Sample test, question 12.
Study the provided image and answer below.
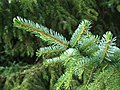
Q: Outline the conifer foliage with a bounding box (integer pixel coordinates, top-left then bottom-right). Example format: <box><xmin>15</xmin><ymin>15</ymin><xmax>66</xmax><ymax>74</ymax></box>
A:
<box><xmin>13</xmin><ymin>17</ymin><xmax>120</xmax><ymax>90</ymax></box>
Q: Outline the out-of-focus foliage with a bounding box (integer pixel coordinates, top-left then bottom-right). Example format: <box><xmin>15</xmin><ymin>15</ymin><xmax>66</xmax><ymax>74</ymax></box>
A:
<box><xmin>0</xmin><ymin>60</ymin><xmax>120</xmax><ymax>90</ymax></box>
<box><xmin>0</xmin><ymin>63</ymin><xmax>64</xmax><ymax>90</ymax></box>
<box><xmin>107</xmin><ymin>0</ymin><xmax>120</xmax><ymax>12</ymax></box>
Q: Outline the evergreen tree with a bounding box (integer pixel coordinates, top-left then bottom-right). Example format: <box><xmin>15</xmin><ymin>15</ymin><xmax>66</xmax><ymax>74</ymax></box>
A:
<box><xmin>0</xmin><ymin>0</ymin><xmax>120</xmax><ymax>90</ymax></box>
<box><xmin>10</xmin><ymin>17</ymin><xmax>120</xmax><ymax>90</ymax></box>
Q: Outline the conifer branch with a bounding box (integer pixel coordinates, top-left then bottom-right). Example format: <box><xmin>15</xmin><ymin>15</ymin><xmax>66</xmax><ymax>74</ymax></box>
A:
<box><xmin>36</xmin><ymin>45</ymin><xmax>66</xmax><ymax>57</ymax></box>
<box><xmin>78</xmin><ymin>35</ymin><xmax>99</xmax><ymax>55</ymax></box>
<box><xmin>98</xmin><ymin>32</ymin><xmax>117</xmax><ymax>62</ymax></box>
<box><xmin>70</xmin><ymin>20</ymin><xmax>91</xmax><ymax>47</ymax></box>
<box><xmin>12</xmin><ymin>16</ymin><xmax>120</xmax><ymax>90</ymax></box>
<box><xmin>13</xmin><ymin>17</ymin><xmax>68</xmax><ymax>47</ymax></box>
<box><xmin>102</xmin><ymin>40</ymin><xmax>110</xmax><ymax>60</ymax></box>
<box><xmin>44</xmin><ymin>48</ymin><xmax>80</xmax><ymax>64</ymax></box>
